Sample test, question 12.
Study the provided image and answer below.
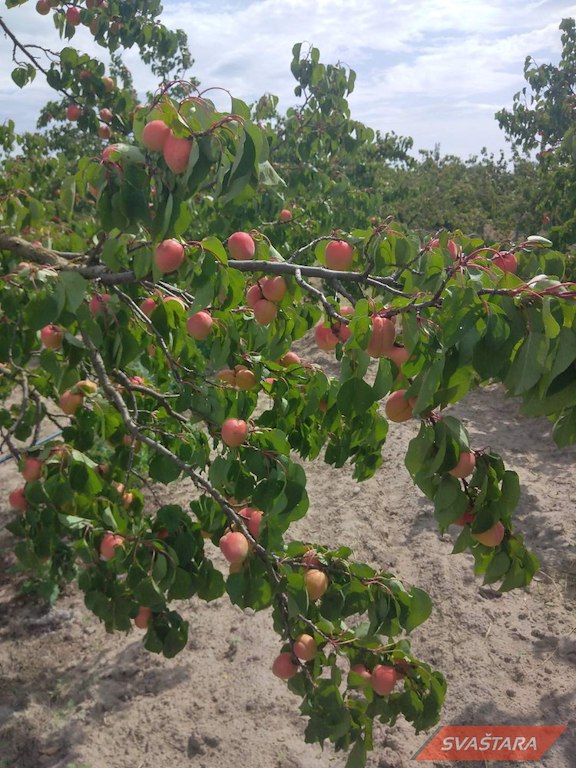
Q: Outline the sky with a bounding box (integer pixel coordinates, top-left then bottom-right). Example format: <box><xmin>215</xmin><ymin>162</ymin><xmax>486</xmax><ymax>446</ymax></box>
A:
<box><xmin>0</xmin><ymin>0</ymin><xmax>574</xmax><ymax>159</ymax></box>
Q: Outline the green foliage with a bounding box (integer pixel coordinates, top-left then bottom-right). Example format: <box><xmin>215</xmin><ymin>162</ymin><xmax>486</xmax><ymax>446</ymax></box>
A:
<box><xmin>496</xmin><ymin>18</ymin><xmax>576</xmax><ymax>250</ymax></box>
<box><xmin>1</xmin><ymin>5</ymin><xmax>576</xmax><ymax>766</ymax></box>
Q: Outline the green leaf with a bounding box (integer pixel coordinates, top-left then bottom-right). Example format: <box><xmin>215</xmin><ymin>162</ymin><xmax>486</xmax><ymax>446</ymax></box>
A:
<box><xmin>552</xmin><ymin>409</ymin><xmax>576</xmax><ymax>447</ymax></box>
<box><xmin>133</xmin><ymin>577</ymin><xmax>164</xmax><ymax>608</ymax></box>
<box><xmin>452</xmin><ymin>526</ymin><xmax>473</xmax><ymax>554</ymax></box>
<box><xmin>173</xmin><ymin>200</ymin><xmax>193</xmax><ymax>237</ymax></box>
<box><xmin>439</xmin><ymin>416</ymin><xmax>470</xmax><ymax>450</ymax></box>
<box><xmin>27</xmin><ymin>198</ymin><xmax>44</xmax><ymax>226</ymax></box>
<box><xmin>59</xmin><ymin>176</ymin><xmax>76</xmax><ymax>219</ymax></box>
<box><xmin>500</xmin><ymin>471</ymin><xmax>520</xmax><ymax>518</ymax></box>
<box><xmin>404</xmin><ymin>587</ymin><xmax>433</xmax><ymax>632</ymax></box>
<box><xmin>133</xmin><ymin>248</ymin><xmax>153</xmax><ymax>279</ymax></box>
<box><xmin>149</xmin><ymin>454</ymin><xmax>182</xmax><ymax>484</ymax></box>
<box><xmin>548</xmin><ymin>328</ymin><xmax>576</xmax><ymax>381</ymax></box>
<box><xmin>58</xmin><ymin>514</ymin><xmax>93</xmax><ymax>531</ymax></box>
<box><xmin>162</xmin><ymin>616</ymin><xmax>189</xmax><ymax>658</ymax></box>
<box><xmin>69</xmin><ymin>464</ymin><xmax>103</xmax><ymax>494</ymax></box>
<box><xmin>372</xmin><ymin>358</ymin><xmax>393</xmax><ymax>400</ymax></box>
<box><xmin>11</xmin><ymin>65</ymin><xmax>35</xmax><ymax>88</ymax></box>
<box><xmin>542</xmin><ymin>298</ymin><xmax>561</xmax><ymax>339</ymax></box>
<box><xmin>231</xmin><ymin>97</ymin><xmax>251</xmax><ymax>120</ymax></box>
<box><xmin>345</xmin><ymin>739</ymin><xmax>367</xmax><ymax>768</ymax></box>
<box><xmin>161</xmin><ymin>193</ymin><xmax>174</xmax><ymax>239</ymax></box>
<box><xmin>499</xmin><ymin>559</ymin><xmax>527</xmax><ymax>592</ymax></box>
<box><xmin>101</xmin><ymin>238</ymin><xmax>124</xmax><ymax>272</ymax></box>
<box><xmin>484</xmin><ymin>552</ymin><xmax>511</xmax><ymax>584</ymax></box>
<box><xmin>337</xmin><ymin>379</ymin><xmax>376</xmax><ymax>418</ymax></box>
<box><xmin>24</xmin><ymin>294</ymin><xmax>61</xmax><ymax>330</ymax></box>
<box><xmin>188</xmin><ymin>253</ymin><xmax>218</xmax><ymax>313</ymax></box>
<box><xmin>164</xmin><ymin>568</ymin><xmax>193</xmax><ymax>605</ymax></box>
<box><xmin>196</xmin><ymin>562</ymin><xmax>226</xmax><ymax>601</ymax></box>
<box><xmin>59</xmin><ymin>271</ymin><xmax>87</xmax><ymax>311</ymax></box>
<box><xmin>226</xmin><ymin>570</ymin><xmax>273</xmax><ymax>610</ymax></box>
<box><xmin>410</xmin><ymin>357</ymin><xmax>444</xmax><ymax>414</ymax></box>
<box><xmin>433</xmin><ymin>476</ymin><xmax>468</xmax><ymax>527</ymax></box>
<box><xmin>116</xmin><ymin>329</ymin><xmax>141</xmax><ymax>366</ymax></box>
<box><xmin>201</xmin><ymin>236</ymin><xmax>228</xmax><ymax>264</ymax></box>
<box><xmin>505</xmin><ymin>332</ymin><xmax>550</xmax><ymax>395</ymax></box>
<box><xmin>521</xmin><ymin>375</ymin><xmax>576</xmax><ymax>417</ymax></box>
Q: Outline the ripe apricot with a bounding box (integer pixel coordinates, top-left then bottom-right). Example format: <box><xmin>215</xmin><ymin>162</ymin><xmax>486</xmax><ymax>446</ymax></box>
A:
<box><xmin>99</xmin><ymin>532</ymin><xmax>124</xmax><ymax>561</ymax></box>
<box><xmin>142</xmin><ymin>120</ymin><xmax>171</xmax><ymax>152</ymax></box>
<box><xmin>186</xmin><ymin>311</ymin><xmax>213</xmax><ymax>340</ymax></box>
<box><xmin>314</xmin><ymin>323</ymin><xmax>339</xmax><ymax>351</ymax></box>
<box><xmin>253</xmin><ymin>299</ymin><xmax>277</xmax><ymax>325</ymax></box>
<box><xmin>154</xmin><ymin>239</ymin><xmax>185</xmax><ymax>273</ymax></box>
<box><xmin>219</xmin><ymin>531</ymin><xmax>250</xmax><ymax>564</ymax></box>
<box><xmin>279</xmin><ymin>351</ymin><xmax>301</xmax><ymax>367</ymax></box>
<box><xmin>21</xmin><ymin>457</ymin><xmax>43</xmax><ymax>482</ymax></box>
<box><xmin>272</xmin><ymin>652</ymin><xmax>298</xmax><ymax>680</ymax></box>
<box><xmin>239</xmin><ymin>507</ymin><xmax>263</xmax><ymax>538</ymax></box>
<box><xmin>221</xmin><ymin>418</ymin><xmax>249</xmax><ymax>448</ymax></box>
<box><xmin>9</xmin><ymin>487</ymin><xmax>28</xmax><ymax>512</ymax></box>
<box><xmin>246</xmin><ymin>283</ymin><xmax>263</xmax><ymax>308</ymax></box>
<box><xmin>293</xmin><ymin>634</ymin><xmax>317</xmax><ymax>662</ymax></box>
<box><xmin>134</xmin><ymin>606</ymin><xmax>152</xmax><ymax>629</ymax></box>
<box><xmin>261</xmin><ymin>276</ymin><xmax>287</xmax><ymax>302</ymax></box>
<box><xmin>384</xmin><ymin>390</ymin><xmax>414</xmax><ymax>422</ymax></box>
<box><xmin>472</xmin><ymin>521</ymin><xmax>505</xmax><ymax>547</ymax></box>
<box><xmin>228</xmin><ymin>231</ymin><xmax>255</xmax><ymax>260</ymax></box>
<box><xmin>163</xmin><ymin>133</ymin><xmax>192</xmax><ymax>173</ymax></box>
<box><xmin>372</xmin><ymin>665</ymin><xmax>401</xmax><ymax>696</ymax></box>
<box><xmin>40</xmin><ymin>324</ymin><xmax>64</xmax><ymax>350</ymax></box>
<box><xmin>367</xmin><ymin>316</ymin><xmax>396</xmax><ymax>357</ymax></box>
<box><xmin>430</xmin><ymin>238</ymin><xmax>459</xmax><ymax>259</ymax></box>
<box><xmin>304</xmin><ymin>569</ymin><xmax>329</xmax><ymax>601</ymax></box>
<box><xmin>448</xmin><ymin>451</ymin><xmax>476</xmax><ymax>479</ymax></box>
<box><xmin>386</xmin><ymin>345</ymin><xmax>410</xmax><ymax>367</ymax></box>
<box><xmin>66</xmin><ymin>104</ymin><xmax>82</xmax><ymax>121</ymax></box>
<box><xmin>349</xmin><ymin>663</ymin><xmax>372</xmax><ymax>686</ymax></box>
<box><xmin>235</xmin><ymin>368</ymin><xmax>258</xmax><ymax>390</ymax></box>
<box><xmin>59</xmin><ymin>390</ymin><xmax>84</xmax><ymax>415</ymax></box>
<box><xmin>325</xmin><ymin>240</ymin><xmax>353</xmax><ymax>270</ymax></box>
<box><xmin>492</xmin><ymin>251</ymin><xmax>518</xmax><ymax>273</ymax></box>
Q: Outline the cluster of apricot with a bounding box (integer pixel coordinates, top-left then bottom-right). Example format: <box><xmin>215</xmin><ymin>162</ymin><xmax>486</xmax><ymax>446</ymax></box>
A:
<box><xmin>217</xmin><ymin>365</ymin><xmax>258</xmax><ymax>390</ymax></box>
<box><xmin>218</xmin><ymin>505</ymin><xmax>263</xmax><ymax>570</ymax></box>
<box><xmin>269</xmin><ymin>537</ymin><xmax>405</xmax><ymax>695</ymax></box>
<box><xmin>274</xmin><ymin>650</ymin><xmax>403</xmax><ymax>699</ymax></box>
<box><xmin>430</xmin><ymin>237</ymin><xmax>518</xmax><ymax>274</ymax></box>
<box><xmin>141</xmin><ymin>119</ymin><xmax>192</xmax><ymax>174</ymax></box>
<box><xmin>245</xmin><ymin>274</ymin><xmax>287</xmax><ymax>326</ymax></box>
<box><xmin>8</xmin><ymin>454</ymin><xmax>45</xmax><ymax>514</ymax></box>
<box><xmin>37</xmin><ymin>324</ymin><xmax>101</xmax><ymax>415</ymax></box>
<box><xmin>98</xmin><ymin>533</ymin><xmax>152</xmax><ymax>629</ymax></box>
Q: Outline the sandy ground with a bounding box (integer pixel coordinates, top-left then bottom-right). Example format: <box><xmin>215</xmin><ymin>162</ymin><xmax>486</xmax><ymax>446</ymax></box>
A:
<box><xmin>1</xmin><ymin>355</ymin><xmax>575</xmax><ymax>768</ymax></box>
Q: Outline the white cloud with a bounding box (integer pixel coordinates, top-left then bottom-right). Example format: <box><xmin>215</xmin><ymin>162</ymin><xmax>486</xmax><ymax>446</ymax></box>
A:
<box><xmin>0</xmin><ymin>0</ymin><xmax>573</xmax><ymax>157</ymax></box>
<box><xmin>159</xmin><ymin>0</ymin><xmax>573</xmax><ymax>156</ymax></box>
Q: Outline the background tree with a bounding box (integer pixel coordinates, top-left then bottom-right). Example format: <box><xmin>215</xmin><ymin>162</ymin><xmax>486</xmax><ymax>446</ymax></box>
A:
<box><xmin>496</xmin><ymin>17</ymin><xmax>576</xmax><ymax>250</ymax></box>
<box><xmin>379</xmin><ymin>147</ymin><xmax>538</xmax><ymax>240</ymax></box>
<box><xmin>1</xmin><ymin>4</ymin><xmax>576</xmax><ymax>766</ymax></box>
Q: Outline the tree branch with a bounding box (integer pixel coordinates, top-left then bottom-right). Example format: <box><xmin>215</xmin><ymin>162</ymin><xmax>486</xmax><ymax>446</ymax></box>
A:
<box><xmin>0</xmin><ymin>17</ymin><xmax>79</xmax><ymax>107</ymax></box>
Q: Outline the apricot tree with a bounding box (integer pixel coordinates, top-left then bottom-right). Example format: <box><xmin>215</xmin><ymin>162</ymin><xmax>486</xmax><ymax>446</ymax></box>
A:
<box><xmin>1</xmin><ymin>4</ymin><xmax>576</xmax><ymax>766</ymax></box>
<box><xmin>497</xmin><ymin>17</ymin><xmax>576</xmax><ymax>249</ymax></box>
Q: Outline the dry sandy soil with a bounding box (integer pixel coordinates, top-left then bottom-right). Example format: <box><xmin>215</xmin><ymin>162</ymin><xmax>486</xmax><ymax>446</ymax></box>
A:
<box><xmin>1</xmin><ymin>353</ymin><xmax>575</xmax><ymax>768</ymax></box>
